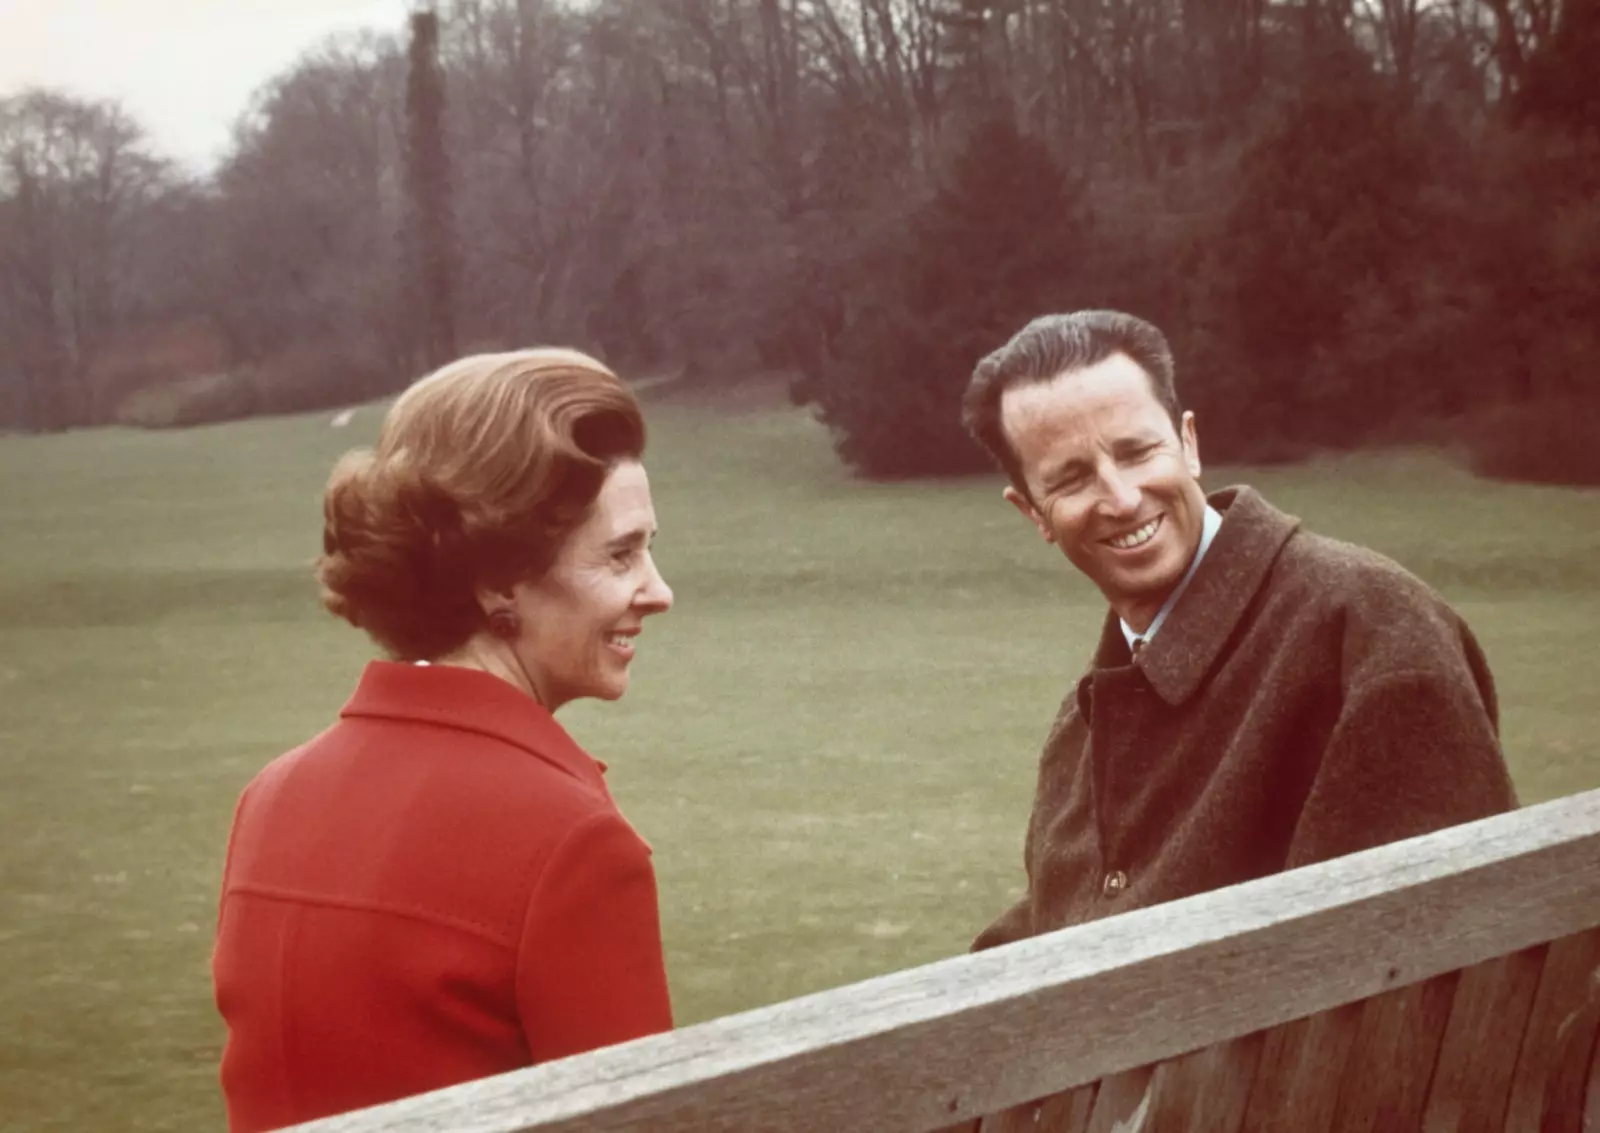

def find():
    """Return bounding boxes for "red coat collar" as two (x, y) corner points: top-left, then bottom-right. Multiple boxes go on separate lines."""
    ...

(340, 661), (609, 788)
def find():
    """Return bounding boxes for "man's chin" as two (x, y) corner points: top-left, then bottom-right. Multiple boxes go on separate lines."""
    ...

(1102, 561), (1185, 610)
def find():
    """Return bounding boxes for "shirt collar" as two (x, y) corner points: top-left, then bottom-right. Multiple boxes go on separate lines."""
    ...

(339, 661), (609, 787)
(1121, 503), (1224, 650)
(1082, 486), (1301, 710)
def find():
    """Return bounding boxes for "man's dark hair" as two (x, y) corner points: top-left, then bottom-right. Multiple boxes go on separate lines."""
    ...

(962, 310), (1181, 496)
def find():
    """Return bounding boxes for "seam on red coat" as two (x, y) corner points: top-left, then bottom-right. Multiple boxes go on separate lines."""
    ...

(511, 809), (633, 1025)
(339, 712), (604, 790)
(278, 901), (300, 1117)
(227, 882), (517, 949)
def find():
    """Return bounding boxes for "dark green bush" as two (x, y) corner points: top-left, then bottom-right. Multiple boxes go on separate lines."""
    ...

(793, 117), (1093, 479)
(1466, 398), (1600, 486)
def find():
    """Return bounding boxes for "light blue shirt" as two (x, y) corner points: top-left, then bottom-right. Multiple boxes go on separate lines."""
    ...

(1121, 504), (1224, 651)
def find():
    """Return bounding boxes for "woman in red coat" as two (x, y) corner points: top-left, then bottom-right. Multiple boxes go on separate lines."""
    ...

(212, 349), (675, 1132)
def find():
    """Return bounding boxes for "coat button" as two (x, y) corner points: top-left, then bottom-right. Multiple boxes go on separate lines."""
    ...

(1102, 869), (1129, 897)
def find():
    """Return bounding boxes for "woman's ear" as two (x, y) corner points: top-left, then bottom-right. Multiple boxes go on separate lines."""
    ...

(474, 584), (517, 619)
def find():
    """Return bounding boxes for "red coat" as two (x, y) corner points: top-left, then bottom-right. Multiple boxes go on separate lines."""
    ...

(213, 662), (672, 1132)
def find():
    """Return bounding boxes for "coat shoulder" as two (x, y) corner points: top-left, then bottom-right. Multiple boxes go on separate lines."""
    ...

(227, 719), (619, 941)
(1273, 528), (1486, 690)
(1275, 528), (1458, 624)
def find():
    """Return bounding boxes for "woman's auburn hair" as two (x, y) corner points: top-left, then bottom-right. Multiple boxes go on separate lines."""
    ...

(316, 348), (646, 661)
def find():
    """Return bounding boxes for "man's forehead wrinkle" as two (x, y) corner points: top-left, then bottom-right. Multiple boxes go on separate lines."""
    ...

(1003, 384), (1084, 443)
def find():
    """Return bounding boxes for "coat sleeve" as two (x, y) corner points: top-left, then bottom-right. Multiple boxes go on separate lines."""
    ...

(517, 810), (674, 1062)
(1285, 664), (1518, 868)
(972, 783), (1043, 952)
(972, 893), (1033, 953)
(972, 701), (1086, 954)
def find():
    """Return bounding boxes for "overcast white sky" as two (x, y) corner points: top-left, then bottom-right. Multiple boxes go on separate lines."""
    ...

(1, 0), (414, 173)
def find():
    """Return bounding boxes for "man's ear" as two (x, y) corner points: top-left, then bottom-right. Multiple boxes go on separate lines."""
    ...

(1180, 410), (1202, 479)
(1003, 485), (1055, 544)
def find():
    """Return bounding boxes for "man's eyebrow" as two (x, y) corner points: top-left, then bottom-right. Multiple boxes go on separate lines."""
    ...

(1043, 457), (1090, 482)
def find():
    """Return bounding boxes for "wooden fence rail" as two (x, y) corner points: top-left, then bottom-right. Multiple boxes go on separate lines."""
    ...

(286, 788), (1600, 1133)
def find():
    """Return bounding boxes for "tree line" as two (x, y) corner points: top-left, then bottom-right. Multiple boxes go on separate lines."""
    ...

(1, 0), (1595, 480)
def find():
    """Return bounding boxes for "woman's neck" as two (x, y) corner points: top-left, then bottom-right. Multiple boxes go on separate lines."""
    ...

(429, 637), (550, 709)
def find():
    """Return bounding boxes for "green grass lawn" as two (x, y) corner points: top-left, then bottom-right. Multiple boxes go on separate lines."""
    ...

(2, 395), (1597, 1131)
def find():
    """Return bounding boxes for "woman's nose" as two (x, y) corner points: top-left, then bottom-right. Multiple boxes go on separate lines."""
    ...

(639, 559), (673, 612)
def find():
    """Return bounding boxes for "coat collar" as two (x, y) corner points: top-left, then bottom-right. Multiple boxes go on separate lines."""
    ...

(1080, 486), (1301, 710)
(340, 661), (608, 788)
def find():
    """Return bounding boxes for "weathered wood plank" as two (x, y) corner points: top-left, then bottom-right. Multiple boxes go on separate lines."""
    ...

(982, 1085), (1097, 1133)
(1143, 1033), (1262, 1133)
(1333, 972), (1460, 1131)
(1582, 1025), (1600, 1132)
(1143, 1045), (1219, 1133)
(974, 1106), (1025, 1133)
(1535, 937), (1600, 1133)
(1504, 929), (1600, 1133)
(1544, 1020), (1600, 1133)
(1237, 1003), (1361, 1133)
(1084, 1067), (1154, 1133)
(282, 790), (1600, 1133)
(1420, 948), (1548, 1133)
(1034, 1084), (1097, 1133)
(1189, 1032), (1264, 1133)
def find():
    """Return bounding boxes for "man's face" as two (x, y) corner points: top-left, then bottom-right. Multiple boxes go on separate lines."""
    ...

(998, 353), (1207, 632)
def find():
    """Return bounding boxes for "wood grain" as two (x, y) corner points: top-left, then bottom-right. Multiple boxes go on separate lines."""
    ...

(1190, 1032), (1264, 1133)
(1031, 1084), (1097, 1133)
(1333, 972), (1460, 1131)
(1422, 948), (1548, 1133)
(1504, 928), (1600, 1133)
(1535, 935), (1600, 1133)
(1238, 1003), (1361, 1133)
(1084, 1067), (1154, 1133)
(1143, 1033), (1262, 1133)
(1582, 1024), (1600, 1132)
(278, 790), (1600, 1133)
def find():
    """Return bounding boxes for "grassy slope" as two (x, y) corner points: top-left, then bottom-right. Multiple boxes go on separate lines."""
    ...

(1, 398), (1596, 1131)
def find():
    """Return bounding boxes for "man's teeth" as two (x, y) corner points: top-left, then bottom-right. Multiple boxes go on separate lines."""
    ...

(1109, 518), (1160, 550)
(608, 634), (633, 647)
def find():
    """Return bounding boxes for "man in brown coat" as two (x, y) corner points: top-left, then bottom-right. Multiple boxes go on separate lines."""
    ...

(961, 308), (1517, 950)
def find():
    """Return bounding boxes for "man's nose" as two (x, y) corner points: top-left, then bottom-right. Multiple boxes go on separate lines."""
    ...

(1098, 468), (1142, 515)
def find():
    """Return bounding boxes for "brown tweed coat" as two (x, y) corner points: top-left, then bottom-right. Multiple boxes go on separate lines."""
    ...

(975, 485), (1518, 951)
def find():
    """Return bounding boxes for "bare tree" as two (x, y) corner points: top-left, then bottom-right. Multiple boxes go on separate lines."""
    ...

(213, 33), (406, 370)
(406, 9), (458, 367)
(0, 91), (169, 429)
